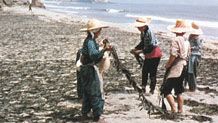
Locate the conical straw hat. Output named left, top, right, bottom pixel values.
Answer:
left=134, top=17, right=151, bottom=27
left=167, top=19, right=190, bottom=33
left=80, top=19, right=109, bottom=31
left=190, top=22, right=203, bottom=35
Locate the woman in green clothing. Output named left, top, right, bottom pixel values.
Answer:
left=80, top=19, right=112, bottom=122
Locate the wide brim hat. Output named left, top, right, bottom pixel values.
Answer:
left=80, top=19, right=109, bottom=31
left=134, top=17, right=151, bottom=27
left=190, top=22, right=203, bottom=35
left=167, top=19, right=190, bottom=33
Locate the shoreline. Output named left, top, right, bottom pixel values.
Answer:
left=5, top=5, right=218, bottom=39
left=4, top=5, right=218, bottom=60
left=44, top=0, right=218, bottom=40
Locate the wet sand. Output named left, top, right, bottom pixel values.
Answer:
left=0, top=6, right=218, bottom=123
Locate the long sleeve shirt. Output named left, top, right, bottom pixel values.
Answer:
left=167, top=36, right=190, bottom=79
left=135, top=28, right=162, bottom=59
left=80, top=34, right=105, bottom=97
left=135, top=28, right=158, bottom=54
left=189, top=37, right=202, bottom=56
left=82, top=34, right=105, bottom=65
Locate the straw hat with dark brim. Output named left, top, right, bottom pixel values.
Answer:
left=167, top=19, right=190, bottom=33
left=190, top=22, right=203, bottom=35
left=134, top=17, right=151, bottom=27
left=80, top=19, right=109, bottom=32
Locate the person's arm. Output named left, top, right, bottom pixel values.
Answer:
left=165, top=55, right=176, bottom=69
left=135, top=40, right=144, bottom=50
left=130, top=39, right=144, bottom=55
left=87, top=40, right=105, bottom=62
left=147, top=30, right=153, bottom=45
left=76, top=49, right=82, bottom=63
left=197, top=39, right=203, bottom=50
left=165, top=39, right=179, bottom=69
left=191, top=39, right=202, bottom=50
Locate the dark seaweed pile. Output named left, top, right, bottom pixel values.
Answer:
left=0, top=11, right=217, bottom=122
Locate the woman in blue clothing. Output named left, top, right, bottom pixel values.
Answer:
left=186, top=22, right=203, bottom=91
left=80, top=19, right=112, bottom=122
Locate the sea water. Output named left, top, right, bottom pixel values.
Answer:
left=44, top=0, right=218, bottom=39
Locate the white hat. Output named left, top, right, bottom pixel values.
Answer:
left=134, top=17, right=151, bottom=27
left=80, top=19, right=109, bottom=31
left=167, top=19, right=190, bottom=33
left=190, top=22, right=203, bottom=35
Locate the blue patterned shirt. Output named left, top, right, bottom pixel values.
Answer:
left=82, top=34, right=105, bottom=64
left=135, top=28, right=158, bottom=54
left=189, top=37, right=202, bottom=56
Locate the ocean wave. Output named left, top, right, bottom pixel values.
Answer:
left=49, top=9, right=78, bottom=14
left=126, top=14, right=218, bottom=28
left=44, top=0, right=109, bottom=6
left=106, top=9, right=125, bottom=13
left=93, top=0, right=109, bottom=2
left=68, top=0, right=109, bottom=3
left=46, top=5, right=90, bottom=10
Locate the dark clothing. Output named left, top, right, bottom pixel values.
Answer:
left=77, top=70, right=83, bottom=99
left=142, top=58, right=160, bottom=91
left=135, top=28, right=161, bottom=92
left=76, top=49, right=83, bottom=99
left=135, top=28, right=158, bottom=54
left=80, top=33, right=105, bottom=117
left=80, top=65, right=104, bottom=116
left=163, top=67, right=186, bottom=97
left=76, top=49, right=82, bottom=62
left=82, top=83, right=104, bottom=117
left=81, top=34, right=104, bottom=65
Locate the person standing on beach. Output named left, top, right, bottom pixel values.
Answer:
left=185, top=22, right=203, bottom=91
left=80, top=19, right=112, bottom=122
left=162, top=19, right=190, bottom=113
left=130, top=17, right=162, bottom=94
left=76, top=40, right=111, bottom=103
left=28, top=0, right=32, bottom=11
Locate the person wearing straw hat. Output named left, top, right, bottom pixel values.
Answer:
left=130, top=17, right=162, bottom=95
left=79, top=19, right=112, bottom=121
left=162, top=19, right=190, bottom=113
left=185, top=22, right=203, bottom=91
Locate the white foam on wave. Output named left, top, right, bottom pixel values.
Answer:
left=126, top=14, right=218, bottom=29
left=49, top=9, right=78, bottom=14
left=44, top=1, right=63, bottom=4
left=46, top=5, right=90, bottom=10
left=106, top=9, right=125, bottom=13
left=93, top=0, right=109, bottom=2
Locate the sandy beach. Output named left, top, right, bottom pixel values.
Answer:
left=0, top=5, right=218, bottom=123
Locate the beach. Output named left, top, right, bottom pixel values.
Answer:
left=0, top=5, right=218, bottom=123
